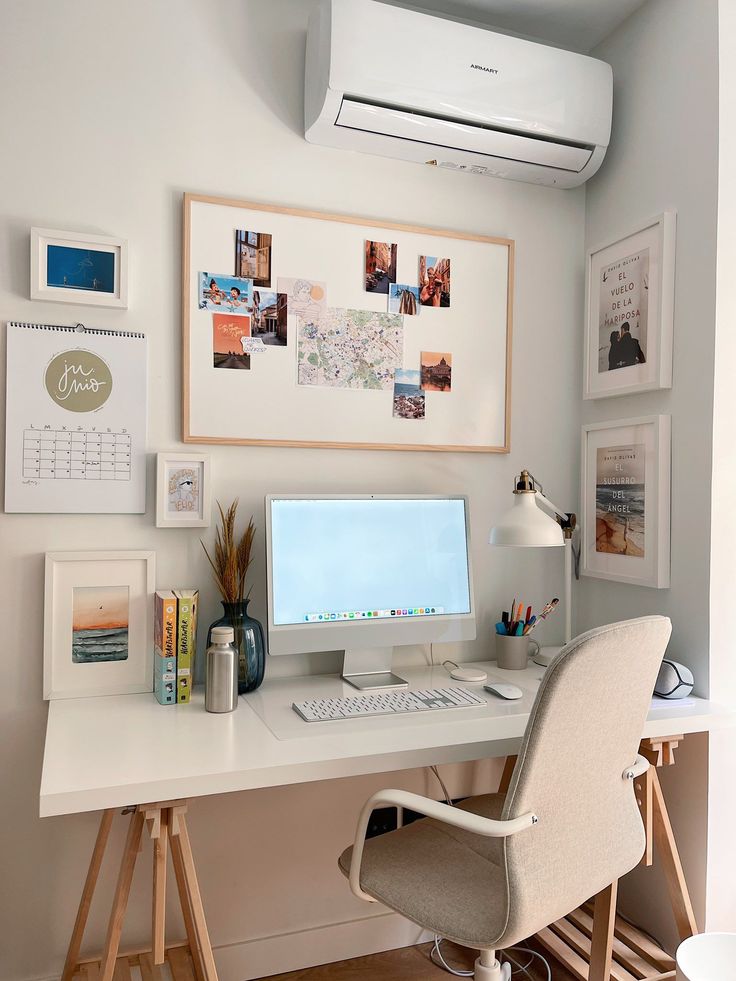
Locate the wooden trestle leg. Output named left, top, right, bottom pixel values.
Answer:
left=61, top=800, right=218, bottom=981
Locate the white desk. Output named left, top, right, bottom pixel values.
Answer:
left=40, top=660, right=735, bottom=981
left=40, top=660, right=732, bottom=818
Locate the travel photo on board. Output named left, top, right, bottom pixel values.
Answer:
left=419, top=255, right=450, bottom=307
left=392, top=369, right=426, bottom=419
left=251, top=290, right=288, bottom=346
left=365, top=240, right=398, bottom=294
left=388, top=284, right=420, bottom=316
left=595, top=444, right=645, bottom=557
left=213, top=313, right=251, bottom=369
left=199, top=272, right=252, bottom=313
left=235, top=229, right=272, bottom=286
left=421, top=351, right=452, bottom=392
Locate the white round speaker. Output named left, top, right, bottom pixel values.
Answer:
left=654, top=659, right=694, bottom=699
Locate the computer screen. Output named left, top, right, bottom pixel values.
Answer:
left=268, top=496, right=471, bottom=627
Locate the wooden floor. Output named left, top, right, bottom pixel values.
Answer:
left=264, top=939, right=575, bottom=980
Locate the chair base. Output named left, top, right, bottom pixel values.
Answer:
left=474, top=951, right=512, bottom=980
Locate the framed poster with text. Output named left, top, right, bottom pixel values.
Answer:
left=581, top=416, right=670, bottom=588
left=583, top=213, right=676, bottom=400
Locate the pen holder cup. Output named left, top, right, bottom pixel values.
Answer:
left=496, top=635, right=540, bottom=670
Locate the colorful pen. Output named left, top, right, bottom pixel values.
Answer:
left=522, top=616, right=537, bottom=636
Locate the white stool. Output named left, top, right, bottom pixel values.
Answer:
left=676, top=933, right=736, bottom=980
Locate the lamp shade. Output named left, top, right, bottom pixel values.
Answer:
left=489, top=492, right=564, bottom=547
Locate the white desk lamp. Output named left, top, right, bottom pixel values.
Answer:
left=489, top=470, right=576, bottom=666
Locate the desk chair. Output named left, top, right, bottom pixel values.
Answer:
left=339, top=616, right=672, bottom=981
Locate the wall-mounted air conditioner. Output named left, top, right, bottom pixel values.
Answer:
left=305, top=0, right=613, bottom=188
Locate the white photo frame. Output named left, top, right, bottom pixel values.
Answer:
left=44, top=550, right=155, bottom=699
left=583, top=212, right=675, bottom=400
left=156, top=452, right=211, bottom=528
left=581, top=416, right=671, bottom=588
left=31, top=227, right=128, bottom=308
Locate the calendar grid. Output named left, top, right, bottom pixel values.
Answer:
left=22, top=429, right=132, bottom=481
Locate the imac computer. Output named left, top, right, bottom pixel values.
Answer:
left=265, top=495, right=476, bottom=690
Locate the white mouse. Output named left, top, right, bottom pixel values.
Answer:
left=484, top=682, right=523, bottom=701
left=449, top=665, right=488, bottom=683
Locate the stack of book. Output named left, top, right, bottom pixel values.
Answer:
left=154, top=589, right=199, bottom=705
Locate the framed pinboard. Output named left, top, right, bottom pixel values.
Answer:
left=182, top=193, right=514, bottom=452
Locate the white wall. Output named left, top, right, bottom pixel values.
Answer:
left=581, top=0, right=720, bottom=950
left=0, top=2, right=585, bottom=979
left=706, top=0, right=736, bottom=933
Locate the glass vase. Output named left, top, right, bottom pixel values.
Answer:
left=207, top=599, right=265, bottom=694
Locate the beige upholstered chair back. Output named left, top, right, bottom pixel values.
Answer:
left=499, top=616, right=672, bottom=946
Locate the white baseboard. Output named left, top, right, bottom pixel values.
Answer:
left=215, top=910, right=431, bottom=981
left=30, top=912, right=430, bottom=981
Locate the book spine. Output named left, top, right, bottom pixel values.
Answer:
left=154, top=656, right=177, bottom=705
left=154, top=593, right=178, bottom=705
left=176, top=596, right=194, bottom=704
left=190, top=592, right=199, bottom=683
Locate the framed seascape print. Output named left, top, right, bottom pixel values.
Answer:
left=583, top=212, right=675, bottom=400
left=31, top=227, right=128, bottom=308
left=43, top=550, right=155, bottom=699
left=156, top=452, right=211, bottom=528
left=581, top=416, right=671, bottom=588
left=182, top=193, right=514, bottom=453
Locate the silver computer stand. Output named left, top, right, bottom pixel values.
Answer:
left=341, top=647, right=409, bottom=691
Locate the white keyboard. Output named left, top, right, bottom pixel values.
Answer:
left=292, top=686, right=486, bottom=723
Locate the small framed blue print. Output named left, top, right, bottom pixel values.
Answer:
left=31, top=227, right=128, bottom=308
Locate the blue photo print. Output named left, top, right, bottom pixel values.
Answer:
left=46, top=245, right=116, bottom=294
left=198, top=272, right=252, bottom=314
left=388, top=283, right=420, bottom=316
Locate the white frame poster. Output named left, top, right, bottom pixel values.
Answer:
left=581, top=416, right=671, bottom=588
left=31, top=227, right=128, bottom=308
left=583, top=212, right=675, bottom=400
left=182, top=193, right=514, bottom=453
left=44, top=550, right=155, bottom=699
left=156, top=452, right=211, bottom=528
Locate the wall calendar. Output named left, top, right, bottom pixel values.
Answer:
left=4, top=322, right=147, bottom=513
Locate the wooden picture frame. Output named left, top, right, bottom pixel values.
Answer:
left=31, top=227, right=128, bottom=308
left=156, top=452, right=211, bottom=528
left=43, top=550, right=155, bottom=699
left=583, top=212, right=675, bottom=400
left=581, top=416, right=671, bottom=588
left=182, top=193, right=514, bottom=452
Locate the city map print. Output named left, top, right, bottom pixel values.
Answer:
left=297, top=308, right=404, bottom=390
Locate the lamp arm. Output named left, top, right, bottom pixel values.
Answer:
left=535, top=490, right=569, bottom=523
left=537, top=490, right=574, bottom=644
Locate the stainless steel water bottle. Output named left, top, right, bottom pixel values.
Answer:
left=205, top=626, right=238, bottom=713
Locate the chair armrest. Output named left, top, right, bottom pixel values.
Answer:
left=348, top=789, right=537, bottom=902
left=623, top=754, right=650, bottom=780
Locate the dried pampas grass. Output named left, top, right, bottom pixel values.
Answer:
left=201, top=500, right=256, bottom=603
